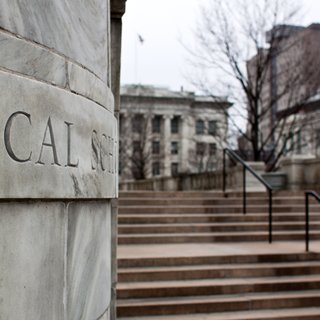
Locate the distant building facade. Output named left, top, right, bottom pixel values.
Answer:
left=245, top=24, right=320, bottom=163
left=119, top=85, right=231, bottom=180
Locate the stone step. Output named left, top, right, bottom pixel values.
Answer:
left=117, top=275, right=320, bottom=299
left=118, top=307, right=320, bottom=320
left=117, top=290, right=320, bottom=317
left=118, top=213, right=320, bottom=224
left=117, top=191, right=320, bottom=319
left=119, top=191, right=226, bottom=198
left=118, top=222, right=320, bottom=234
left=118, top=252, right=320, bottom=268
left=119, top=191, right=305, bottom=198
left=118, top=231, right=320, bottom=244
left=119, top=197, right=307, bottom=206
left=118, top=204, right=320, bottom=214
left=118, top=261, right=320, bottom=282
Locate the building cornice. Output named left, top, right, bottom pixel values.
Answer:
left=111, top=0, right=126, bottom=19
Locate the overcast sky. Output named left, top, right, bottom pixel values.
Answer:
left=120, top=0, right=320, bottom=92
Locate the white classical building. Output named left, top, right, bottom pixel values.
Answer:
left=119, top=84, right=231, bottom=180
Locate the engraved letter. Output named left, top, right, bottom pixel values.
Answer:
left=108, top=136, right=114, bottom=174
left=91, top=130, right=99, bottom=170
left=100, top=134, right=108, bottom=171
left=65, top=121, right=79, bottom=168
left=4, top=111, right=32, bottom=162
left=36, top=117, right=61, bottom=166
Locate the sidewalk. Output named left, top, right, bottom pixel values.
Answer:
left=118, top=241, right=320, bottom=259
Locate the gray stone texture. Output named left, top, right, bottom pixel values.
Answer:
left=0, top=0, right=126, bottom=319
left=0, top=31, right=67, bottom=86
left=0, top=0, right=108, bottom=82
left=67, top=201, right=111, bottom=320
left=0, top=202, right=66, bottom=320
left=0, top=70, right=117, bottom=199
left=0, top=28, right=112, bottom=110
left=0, top=201, right=112, bottom=320
left=68, top=62, right=114, bottom=112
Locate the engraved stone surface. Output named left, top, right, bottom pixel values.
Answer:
left=0, top=202, right=66, bottom=319
left=68, top=62, right=114, bottom=112
left=67, top=201, right=111, bottom=320
left=0, top=0, right=108, bottom=81
left=0, top=31, right=67, bottom=87
left=0, top=70, right=117, bottom=199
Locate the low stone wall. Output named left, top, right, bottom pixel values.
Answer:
left=119, top=171, right=223, bottom=191
left=120, top=162, right=269, bottom=192
left=120, top=158, right=320, bottom=192
left=119, top=166, right=258, bottom=192
left=280, top=156, right=320, bottom=191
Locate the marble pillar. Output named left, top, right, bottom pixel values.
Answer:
left=0, top=1, right=125, bottom=319
left=163, top=115, right=172, bottom=176
left=180, top=115, right=190, bottom=173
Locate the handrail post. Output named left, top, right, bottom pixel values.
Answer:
left=269, top=189, right=272, bottom=243
left=243, top=166, right=246, bottom=215
left=223, top=148, right=274, bottom=243
left=223, top=149, right=226, bottom=193
left=305, top=192, right=309, bottom=252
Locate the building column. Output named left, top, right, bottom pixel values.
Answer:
left=180, top=115, right=190, bottom=173
left=0, top=1, right=124, bottom=319
left=163, top=115, right=172, bottom=176
left=143, top=114, right=152, bottom=179
left=119, top=113, right=133, bottom=181
left=108, top=2, right=128, bottom=319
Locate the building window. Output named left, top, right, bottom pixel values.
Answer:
left=196, top=119, right=205, bottom=134
left=133, top=140, right=140, bottom=153
left=152, top=115, right=161, bottom=133
left=196, top=142, right=205, bottom=156
left=171, top=141, right=179, bottom=155
left=119, top=140, right=122, bottom=175
left=119, top=114, right=124, bottom=133
left=152, top=162, right=160, bottom=176
left=208, top=161, right=215, bottom=171
left=171, top=116, right=180, bottom=134
left=152, top=141, right=160, bottom=154
left=283, top=134, right=287, bottom=155
left=287, top=131, right=294, bottom=152
left=171, top=162, right=179, bottom=176
left=209, top=143, right=217, bottom=155
left=132, top=114, right=143, bottom=133
left=208, top=120, right=217, bottom=135
left=316, top=130, right=320, bottom=148
left=296, top=131, right=301, bottom=154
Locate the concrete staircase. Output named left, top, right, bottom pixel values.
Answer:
left=118, top=191, right=320, bottom=244
left=117, top=191, right=320, bottom=319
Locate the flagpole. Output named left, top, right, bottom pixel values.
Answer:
left=134, top=34, right=138, bottom=83
left=135, top=34, right=145, bottom=84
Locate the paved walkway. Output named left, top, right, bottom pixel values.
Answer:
left=118, top=241, right=320, bottom=259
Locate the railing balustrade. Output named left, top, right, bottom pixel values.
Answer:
left=223, top=148, right=273, bottom=243
left=305, top=191, right=320, bottom=252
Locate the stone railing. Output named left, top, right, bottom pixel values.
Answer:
left=119, top=171, right=224, bottom=191
left=120, top=157, right=320, bottom=192
left=280, top=156, right=320, bottom=191
left=119, top=163, right=265, bottom=191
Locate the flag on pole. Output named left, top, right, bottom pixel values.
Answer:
left=137, top=34, right=144, bottom=44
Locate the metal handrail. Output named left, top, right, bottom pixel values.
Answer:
left=222, top=148, right=273, bottom=243
left=305, top=191, right=320, bottom=252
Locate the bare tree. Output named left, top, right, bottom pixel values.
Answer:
left=119, top=112, right=165, bottom=180
left=188, top=0, right=320, bottom=170
left=189, top=118, right=228, bottom=172
left=119, top=113, right=152, bottom=180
